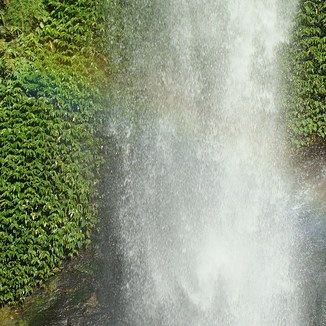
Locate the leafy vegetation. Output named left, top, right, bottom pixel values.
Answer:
left=280, top=0, right=325, bottom=148
left=0, top=0, right=124, bottom=304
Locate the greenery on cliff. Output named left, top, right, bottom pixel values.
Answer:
left=0, top=0, right=123, bottom=304
left=0, top=0, right=324, bottom=307
left=281, top=0, right=325, bottom=148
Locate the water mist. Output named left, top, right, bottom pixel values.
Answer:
left=105, top=0, right=320, bottom=325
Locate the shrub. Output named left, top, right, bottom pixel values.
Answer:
left=280, top=0, right=325, bottom=148
left=0, top=0, right=120, bottom=304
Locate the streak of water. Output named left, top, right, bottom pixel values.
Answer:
left=106, top=1, right=323, bottom=325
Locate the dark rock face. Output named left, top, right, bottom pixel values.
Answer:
left=295, top=149, right=326, bottom=326
left=0, top=243, right=121, bottom=325
left=298, top=212, right=326, bottom=326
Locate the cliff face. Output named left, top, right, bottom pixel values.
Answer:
left=0, top=0, right=324, bottom=310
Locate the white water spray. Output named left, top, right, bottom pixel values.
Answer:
left=108, top=1, right=312, bottom=325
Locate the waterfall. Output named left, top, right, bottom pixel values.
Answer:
left=106, top=1, right=313, bottom=325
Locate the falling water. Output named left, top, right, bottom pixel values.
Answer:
left=105, top=0, right=318, bottom=325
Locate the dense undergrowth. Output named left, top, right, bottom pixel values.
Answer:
left=0, top=0, right=124, bottom=304
left=281, top=0, right=325, bottom=149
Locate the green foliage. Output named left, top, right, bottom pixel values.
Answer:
left=0, top=0, right=46, bottom=41
left=6, top=0, right=46, bottom=32
left=280, top=0, right=326, bottom=148
left=0, top=0, right=124, bottom=304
